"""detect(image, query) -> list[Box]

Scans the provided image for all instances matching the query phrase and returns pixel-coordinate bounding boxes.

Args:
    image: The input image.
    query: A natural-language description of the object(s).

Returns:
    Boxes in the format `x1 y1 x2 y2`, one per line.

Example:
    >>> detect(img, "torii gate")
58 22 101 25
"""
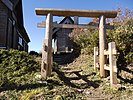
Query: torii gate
35 8 117 79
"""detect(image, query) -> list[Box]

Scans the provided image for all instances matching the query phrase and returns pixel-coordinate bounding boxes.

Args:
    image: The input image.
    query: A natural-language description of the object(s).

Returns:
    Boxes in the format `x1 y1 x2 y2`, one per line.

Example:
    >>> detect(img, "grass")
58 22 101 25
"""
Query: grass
0 54 133 100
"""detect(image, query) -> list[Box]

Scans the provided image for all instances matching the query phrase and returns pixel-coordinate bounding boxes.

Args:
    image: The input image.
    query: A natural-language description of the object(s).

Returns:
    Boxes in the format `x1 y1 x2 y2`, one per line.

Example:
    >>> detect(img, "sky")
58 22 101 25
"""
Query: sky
22 0 133 52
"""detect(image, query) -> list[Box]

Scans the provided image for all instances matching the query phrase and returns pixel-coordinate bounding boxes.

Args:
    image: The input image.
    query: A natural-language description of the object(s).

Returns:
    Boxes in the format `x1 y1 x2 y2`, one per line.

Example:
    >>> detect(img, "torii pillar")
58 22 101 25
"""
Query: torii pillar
41 13 53 79
99 15 106 77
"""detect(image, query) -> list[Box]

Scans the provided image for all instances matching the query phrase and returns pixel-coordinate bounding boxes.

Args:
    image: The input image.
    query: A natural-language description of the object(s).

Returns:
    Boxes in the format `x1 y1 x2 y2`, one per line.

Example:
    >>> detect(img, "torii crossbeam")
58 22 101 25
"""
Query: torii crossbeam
35 8 117 79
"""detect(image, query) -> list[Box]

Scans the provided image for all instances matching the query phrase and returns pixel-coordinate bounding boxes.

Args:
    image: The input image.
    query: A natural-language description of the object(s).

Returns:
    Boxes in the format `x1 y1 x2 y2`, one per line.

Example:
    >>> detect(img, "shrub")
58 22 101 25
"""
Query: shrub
0 49 40 88
107 19 133 66
29 51 39 57
69 29 99 54
70 8 133 65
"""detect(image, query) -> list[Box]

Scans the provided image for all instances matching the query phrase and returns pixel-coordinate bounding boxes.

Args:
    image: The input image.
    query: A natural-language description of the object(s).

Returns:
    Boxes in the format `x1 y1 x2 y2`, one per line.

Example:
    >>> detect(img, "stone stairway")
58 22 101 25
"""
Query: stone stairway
53 54 132 100
54 65 110 100
59 65 89 88
53 54 63 64
53 53 77 65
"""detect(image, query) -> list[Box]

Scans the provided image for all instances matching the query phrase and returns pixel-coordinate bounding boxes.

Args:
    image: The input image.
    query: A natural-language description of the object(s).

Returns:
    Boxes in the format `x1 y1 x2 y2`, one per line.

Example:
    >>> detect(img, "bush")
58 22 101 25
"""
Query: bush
70 29 99 54
70 8 133 65
0 49 40 88
107 19 133 66
29 51 39 57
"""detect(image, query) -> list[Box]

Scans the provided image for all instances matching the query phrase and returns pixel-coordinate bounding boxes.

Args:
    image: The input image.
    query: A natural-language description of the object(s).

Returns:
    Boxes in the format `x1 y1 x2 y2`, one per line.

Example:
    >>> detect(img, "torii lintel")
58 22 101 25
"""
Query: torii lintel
35 8 117 18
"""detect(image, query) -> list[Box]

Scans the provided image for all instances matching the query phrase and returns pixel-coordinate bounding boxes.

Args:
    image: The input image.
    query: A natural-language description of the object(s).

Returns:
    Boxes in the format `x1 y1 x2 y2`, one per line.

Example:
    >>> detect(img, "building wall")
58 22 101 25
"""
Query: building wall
54 18 74 53
12 26 18 49
56 28 73 53
7 18 13 49
0 1 29 52
0 1 8 48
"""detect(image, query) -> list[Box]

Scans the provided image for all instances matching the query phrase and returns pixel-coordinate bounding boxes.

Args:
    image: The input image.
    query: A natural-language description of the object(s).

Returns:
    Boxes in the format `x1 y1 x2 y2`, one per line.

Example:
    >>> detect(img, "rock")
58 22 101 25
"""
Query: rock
76 89 84 93
111 84 127 91
84 90 92 95
85 91 92 95
0 91 9 99
37 80 48 85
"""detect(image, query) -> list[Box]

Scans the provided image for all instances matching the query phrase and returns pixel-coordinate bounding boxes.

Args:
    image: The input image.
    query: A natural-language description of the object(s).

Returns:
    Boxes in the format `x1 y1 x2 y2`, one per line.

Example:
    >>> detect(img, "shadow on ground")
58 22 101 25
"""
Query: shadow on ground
117 64 133 84
0 79 62 92
53 67 102 89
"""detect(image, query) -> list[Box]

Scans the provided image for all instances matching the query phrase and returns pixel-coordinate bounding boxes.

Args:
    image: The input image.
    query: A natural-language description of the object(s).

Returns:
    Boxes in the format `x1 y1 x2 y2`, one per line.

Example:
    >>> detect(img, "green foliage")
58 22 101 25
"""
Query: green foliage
29 50 39 56
70 29 99 54
0 49 40 88
107 18 133 65
107 8 133 65
70 8 133 65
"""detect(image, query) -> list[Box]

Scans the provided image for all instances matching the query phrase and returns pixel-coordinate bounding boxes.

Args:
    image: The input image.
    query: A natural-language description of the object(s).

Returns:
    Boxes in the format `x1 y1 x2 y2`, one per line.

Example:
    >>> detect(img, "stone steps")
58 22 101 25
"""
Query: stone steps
62 70 82 74
53 53 76 65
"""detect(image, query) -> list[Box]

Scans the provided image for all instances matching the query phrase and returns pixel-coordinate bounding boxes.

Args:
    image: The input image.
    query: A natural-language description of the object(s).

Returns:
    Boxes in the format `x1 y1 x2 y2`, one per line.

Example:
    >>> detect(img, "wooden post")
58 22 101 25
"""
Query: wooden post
94 47 98 70
41 13 53 79
99 15 106 77
109 42 117 86
74 16 79 24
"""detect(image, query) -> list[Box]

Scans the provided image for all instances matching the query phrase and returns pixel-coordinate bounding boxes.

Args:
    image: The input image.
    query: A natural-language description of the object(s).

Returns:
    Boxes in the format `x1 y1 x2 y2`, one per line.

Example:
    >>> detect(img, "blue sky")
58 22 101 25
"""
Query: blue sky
22 0 133 52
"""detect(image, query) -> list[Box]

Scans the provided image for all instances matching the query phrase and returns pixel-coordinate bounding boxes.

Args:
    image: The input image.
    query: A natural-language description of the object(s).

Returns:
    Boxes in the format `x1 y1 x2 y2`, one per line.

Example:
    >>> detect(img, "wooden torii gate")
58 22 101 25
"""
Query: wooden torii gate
35 8 117 79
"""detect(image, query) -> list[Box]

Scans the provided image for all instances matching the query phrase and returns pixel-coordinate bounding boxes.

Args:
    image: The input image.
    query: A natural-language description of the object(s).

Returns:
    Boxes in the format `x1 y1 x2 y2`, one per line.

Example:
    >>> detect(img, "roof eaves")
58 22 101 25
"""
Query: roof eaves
1 0 13 11
53 17 74 35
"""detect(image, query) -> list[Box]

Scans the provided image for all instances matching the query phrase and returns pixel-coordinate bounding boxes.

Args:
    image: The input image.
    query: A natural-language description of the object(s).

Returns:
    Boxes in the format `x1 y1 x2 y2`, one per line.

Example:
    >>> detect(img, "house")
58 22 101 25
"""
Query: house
0 0 30 52
52 17 76 54
53 17 80 64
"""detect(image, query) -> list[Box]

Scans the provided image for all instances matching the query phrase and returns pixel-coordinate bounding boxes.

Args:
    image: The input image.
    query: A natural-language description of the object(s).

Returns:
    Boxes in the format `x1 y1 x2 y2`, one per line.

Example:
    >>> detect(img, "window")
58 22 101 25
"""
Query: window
18 36 23 46
23 41 27 51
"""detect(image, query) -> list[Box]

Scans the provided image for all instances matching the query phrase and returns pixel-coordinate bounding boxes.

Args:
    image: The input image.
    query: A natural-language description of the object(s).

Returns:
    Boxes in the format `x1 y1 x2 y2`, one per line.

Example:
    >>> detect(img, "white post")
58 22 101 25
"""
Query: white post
41 13 53 79
54 39 57 54
109 42 117 86
99 15 106 77
94 47 98 70
74 16 79 24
